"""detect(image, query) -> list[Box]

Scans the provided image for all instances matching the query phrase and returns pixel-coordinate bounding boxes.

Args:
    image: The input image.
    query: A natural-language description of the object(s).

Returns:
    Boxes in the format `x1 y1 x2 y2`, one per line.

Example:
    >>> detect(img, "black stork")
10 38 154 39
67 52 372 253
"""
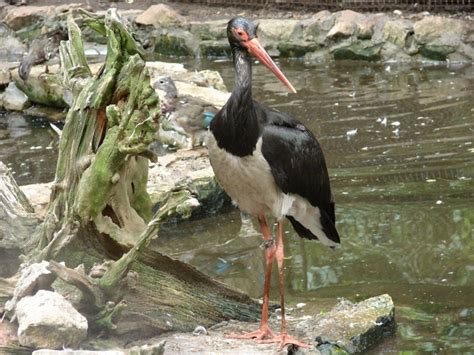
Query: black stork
206 17 340 350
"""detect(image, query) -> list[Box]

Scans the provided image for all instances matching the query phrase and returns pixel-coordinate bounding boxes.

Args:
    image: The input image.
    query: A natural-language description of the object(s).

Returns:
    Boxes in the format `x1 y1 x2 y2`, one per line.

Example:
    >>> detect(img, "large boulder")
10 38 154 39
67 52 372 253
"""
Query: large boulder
295 294 395 353
135 4 186 29
414 16 466 60
3 6 54 31
257 19 301 55
331 40 383 61
150 28 198 57
327 10 367 40
148 149 230 221
383 19 414 48
303 10 336 45
16 290 88 349
0 23 26 61
190 19 228 41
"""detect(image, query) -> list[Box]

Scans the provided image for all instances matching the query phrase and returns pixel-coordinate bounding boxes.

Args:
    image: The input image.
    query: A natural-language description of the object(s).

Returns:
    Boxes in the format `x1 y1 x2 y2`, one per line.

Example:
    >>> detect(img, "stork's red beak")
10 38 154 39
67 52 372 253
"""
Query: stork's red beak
245 38 297 94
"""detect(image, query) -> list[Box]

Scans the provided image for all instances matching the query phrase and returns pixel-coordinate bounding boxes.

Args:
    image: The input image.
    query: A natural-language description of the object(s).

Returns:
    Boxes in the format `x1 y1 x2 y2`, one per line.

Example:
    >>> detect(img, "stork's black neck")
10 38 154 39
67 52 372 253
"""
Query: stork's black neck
210 48 261 157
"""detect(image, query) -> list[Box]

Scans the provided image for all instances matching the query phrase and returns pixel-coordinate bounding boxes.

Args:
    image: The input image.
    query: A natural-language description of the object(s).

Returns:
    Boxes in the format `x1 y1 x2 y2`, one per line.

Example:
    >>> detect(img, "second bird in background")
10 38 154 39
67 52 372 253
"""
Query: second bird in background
153 76 217 149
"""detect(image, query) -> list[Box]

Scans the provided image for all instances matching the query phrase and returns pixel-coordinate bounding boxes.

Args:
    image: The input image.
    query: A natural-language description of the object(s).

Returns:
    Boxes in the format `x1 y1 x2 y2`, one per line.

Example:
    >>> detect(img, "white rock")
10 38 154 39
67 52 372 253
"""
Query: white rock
16 290 88 349
3 82 30 111
4 261 55 317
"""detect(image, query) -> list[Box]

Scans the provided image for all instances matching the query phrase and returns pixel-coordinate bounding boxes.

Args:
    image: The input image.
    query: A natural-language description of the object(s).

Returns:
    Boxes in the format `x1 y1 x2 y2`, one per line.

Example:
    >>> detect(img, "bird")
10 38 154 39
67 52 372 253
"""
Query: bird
206 17 340 350
153 76 217 149
18 28 67 81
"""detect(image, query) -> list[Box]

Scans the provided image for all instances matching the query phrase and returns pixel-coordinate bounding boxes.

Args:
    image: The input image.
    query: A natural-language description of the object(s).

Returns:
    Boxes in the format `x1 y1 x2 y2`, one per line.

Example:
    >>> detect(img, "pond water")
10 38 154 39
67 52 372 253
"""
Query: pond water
1 59 473 352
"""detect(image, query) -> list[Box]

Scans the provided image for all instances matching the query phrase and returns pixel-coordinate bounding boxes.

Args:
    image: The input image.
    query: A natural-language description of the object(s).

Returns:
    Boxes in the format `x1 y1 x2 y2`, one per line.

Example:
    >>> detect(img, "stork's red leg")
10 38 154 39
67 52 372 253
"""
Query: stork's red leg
227 215 276 340
258 221 311 349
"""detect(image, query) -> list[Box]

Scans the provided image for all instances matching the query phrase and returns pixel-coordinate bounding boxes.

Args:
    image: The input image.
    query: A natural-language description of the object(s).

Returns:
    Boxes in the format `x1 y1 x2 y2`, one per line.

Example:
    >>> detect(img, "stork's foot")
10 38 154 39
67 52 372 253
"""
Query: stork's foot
258 332 311 350
227 325 276 341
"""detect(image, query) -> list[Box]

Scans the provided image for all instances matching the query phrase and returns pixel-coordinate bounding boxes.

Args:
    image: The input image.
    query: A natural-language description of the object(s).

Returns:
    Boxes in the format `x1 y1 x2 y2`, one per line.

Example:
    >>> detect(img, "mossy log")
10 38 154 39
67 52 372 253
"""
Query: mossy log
5 9 260 338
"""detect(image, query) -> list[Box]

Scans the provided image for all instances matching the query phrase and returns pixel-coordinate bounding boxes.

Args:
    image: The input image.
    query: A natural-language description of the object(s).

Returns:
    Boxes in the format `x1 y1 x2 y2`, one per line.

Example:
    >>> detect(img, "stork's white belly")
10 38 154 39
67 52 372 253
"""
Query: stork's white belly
206 134 337 247
206 135 287 217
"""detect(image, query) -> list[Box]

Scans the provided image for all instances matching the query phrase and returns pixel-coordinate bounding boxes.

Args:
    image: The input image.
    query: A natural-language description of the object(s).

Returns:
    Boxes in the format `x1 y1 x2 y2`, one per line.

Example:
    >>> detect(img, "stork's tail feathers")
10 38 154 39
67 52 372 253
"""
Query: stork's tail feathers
287 210 340 247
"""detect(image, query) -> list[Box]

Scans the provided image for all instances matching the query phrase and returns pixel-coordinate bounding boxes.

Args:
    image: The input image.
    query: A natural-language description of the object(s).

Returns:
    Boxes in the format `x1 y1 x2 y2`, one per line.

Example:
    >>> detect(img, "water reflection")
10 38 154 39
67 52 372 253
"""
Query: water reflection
0 111 59 185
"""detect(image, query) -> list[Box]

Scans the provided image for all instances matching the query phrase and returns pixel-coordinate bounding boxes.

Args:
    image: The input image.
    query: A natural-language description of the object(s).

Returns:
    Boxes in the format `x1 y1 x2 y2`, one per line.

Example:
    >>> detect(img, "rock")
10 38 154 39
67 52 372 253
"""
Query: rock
174 81 229 108
258 19 301 53
190 19 228 41
148 148 230 221
2 82 30 111
0 36 26 62
16 290 87 349
303 10 336 44
383 19 414 48
0 62 13 87
3 6 54 31
146 61 227 92
20 182 52 218
135 4 186 29
381 42 413 63
152 28 198 57
4 261 56 318
295 294 395 353
332 40 383 61
199 39 232 58
414 16 466 60
327 10 367 40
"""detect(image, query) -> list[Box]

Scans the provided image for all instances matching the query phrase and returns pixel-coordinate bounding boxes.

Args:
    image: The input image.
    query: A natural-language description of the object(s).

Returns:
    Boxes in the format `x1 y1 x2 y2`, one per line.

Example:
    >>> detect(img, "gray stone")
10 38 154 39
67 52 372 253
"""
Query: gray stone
3 5 54 31
135 4 186 29
258 19 300 53
190 19 227 41
0 36 26 62
16 290 88 349
2 82 30 111
303 11 336 45
414 16 466 60
383 19 414 48
327 10 367 40
0 63 12 87
295 294 395 353
148 148 230 221
4 262 56 318
151 28 198 57
331 40 383 61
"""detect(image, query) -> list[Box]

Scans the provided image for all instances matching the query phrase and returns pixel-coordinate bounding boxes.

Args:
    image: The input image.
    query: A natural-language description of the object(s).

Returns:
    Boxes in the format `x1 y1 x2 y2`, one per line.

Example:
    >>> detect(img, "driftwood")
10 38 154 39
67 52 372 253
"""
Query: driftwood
1 9 260 340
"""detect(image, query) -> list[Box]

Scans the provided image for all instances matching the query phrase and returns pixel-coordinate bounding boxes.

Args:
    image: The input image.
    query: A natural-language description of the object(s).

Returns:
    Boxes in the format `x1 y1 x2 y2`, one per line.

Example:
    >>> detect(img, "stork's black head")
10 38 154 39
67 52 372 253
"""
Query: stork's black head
227 16 296 94
227 17 258 50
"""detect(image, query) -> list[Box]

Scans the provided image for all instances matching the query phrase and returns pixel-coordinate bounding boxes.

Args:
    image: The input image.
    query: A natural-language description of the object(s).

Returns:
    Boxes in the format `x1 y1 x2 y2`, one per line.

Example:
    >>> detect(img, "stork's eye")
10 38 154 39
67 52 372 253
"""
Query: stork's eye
237 31 244 36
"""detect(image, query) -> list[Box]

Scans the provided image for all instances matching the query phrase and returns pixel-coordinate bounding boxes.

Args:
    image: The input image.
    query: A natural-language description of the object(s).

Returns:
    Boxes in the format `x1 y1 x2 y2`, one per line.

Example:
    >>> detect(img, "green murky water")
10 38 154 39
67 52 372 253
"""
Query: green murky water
1 60 473 352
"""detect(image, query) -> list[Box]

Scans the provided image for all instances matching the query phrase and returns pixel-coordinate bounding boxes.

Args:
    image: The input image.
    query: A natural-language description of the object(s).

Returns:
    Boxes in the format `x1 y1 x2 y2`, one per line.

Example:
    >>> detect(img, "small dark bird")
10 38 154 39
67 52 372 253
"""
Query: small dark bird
207 17 340 350
18 28 67 81
153 76 217 149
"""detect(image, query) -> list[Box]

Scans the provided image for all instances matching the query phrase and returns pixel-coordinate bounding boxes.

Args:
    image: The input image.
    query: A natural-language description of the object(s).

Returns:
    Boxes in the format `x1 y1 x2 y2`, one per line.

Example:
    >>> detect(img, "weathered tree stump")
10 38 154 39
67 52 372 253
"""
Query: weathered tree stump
2 9 260 342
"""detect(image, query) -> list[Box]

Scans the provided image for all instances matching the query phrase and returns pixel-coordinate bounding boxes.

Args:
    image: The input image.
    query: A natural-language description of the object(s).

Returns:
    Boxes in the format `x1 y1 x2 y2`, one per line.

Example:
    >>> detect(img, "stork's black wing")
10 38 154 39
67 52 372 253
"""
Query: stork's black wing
257 103 339 243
